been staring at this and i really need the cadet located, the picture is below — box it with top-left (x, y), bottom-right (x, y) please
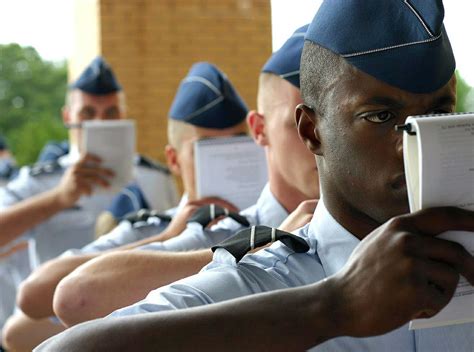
top-left (35, 1), bottom-right (474, 351)
top-left (2, 62), bottom-right (248, 351)
top-left (0, 57), bottom-right (128, 342)
top-left (37, 143), bottom-right (179, 236)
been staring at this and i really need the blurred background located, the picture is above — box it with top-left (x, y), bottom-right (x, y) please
top-left (0, 0), bottom-right (472, 167)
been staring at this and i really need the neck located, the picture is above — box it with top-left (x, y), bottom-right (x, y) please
top-left (268, 168), bottom-right (309, 214)
top-left (321, 189), bottom-right (381, 240)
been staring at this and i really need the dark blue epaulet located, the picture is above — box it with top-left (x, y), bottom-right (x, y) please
top-left (135, 155), bottom-right (171, 175)
top-left (124, 209), bottom-right (172, 225)
top-left (29, 160), bottom-right (62, 177)
top-left (37, 140), bottom-right (70, 163)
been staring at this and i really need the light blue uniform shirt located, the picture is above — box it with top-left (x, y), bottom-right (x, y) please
top-left (112, 200), bottom-right (473, 352)
top-left (137, 184), bottom-right (288, 252)
top-left (67, 196), bottom-right (187, 255)
top-left (0, 153), bottom-right (117, 266)
top-left (0, 244), bottom-right (31, 338)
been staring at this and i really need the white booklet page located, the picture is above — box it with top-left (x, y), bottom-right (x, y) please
top-left (403, 113), bottom-right (474, 329)
top-left (82, 120), bottom-right (135, 193)
top-left (194, 135), bottom-right (268, 210)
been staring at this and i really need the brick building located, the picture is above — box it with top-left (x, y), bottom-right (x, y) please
top-left (70, 0), bottom-right (272, 174)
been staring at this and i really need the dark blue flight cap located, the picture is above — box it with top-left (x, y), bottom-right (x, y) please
top-left (306, 0), bottom-right (455, 94)
top-left (69, 56), bottom-right (122, 95)
top-left (169, 62), bottom-right (248, 129)
top-left (262, 24), bottom-right (308, 89)
top-left (106, 183), bottom-right (150, 221)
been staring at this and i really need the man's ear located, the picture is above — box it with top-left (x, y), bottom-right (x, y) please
top-left (165, 145), bottom-right (181, 176)
top-left (295, 104), bottom-right (323, 156)
top-left (246, 110), bottom-right (268, 146)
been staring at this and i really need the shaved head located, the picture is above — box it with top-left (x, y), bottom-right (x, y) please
top-left (300, 41), bottom-right (354, 117)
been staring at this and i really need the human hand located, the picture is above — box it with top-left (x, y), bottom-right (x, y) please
top-left (279, 199), bottom-right (317, 232)
top-left (329, 207), bottom-right (474, 337)
top-left (54, 154), bottom-right (114, 208)
top-left (166, 197), bottom-right (239, 235)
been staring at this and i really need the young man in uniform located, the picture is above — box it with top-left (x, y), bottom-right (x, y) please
top-left (0, 57), bottom-right (128, 344)
top-left (36, 1), bottom-right (474, 351)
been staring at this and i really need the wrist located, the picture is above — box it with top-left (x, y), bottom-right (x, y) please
top-left (48, 187), bottom-right (74, 210)
top-left (307, 275), bottom-right (353, 340)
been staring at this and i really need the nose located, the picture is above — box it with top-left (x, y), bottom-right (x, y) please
top-left (394, 129), bottom-right (404, 160)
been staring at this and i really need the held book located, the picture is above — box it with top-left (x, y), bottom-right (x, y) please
top-left (194, 135), bottom-right (268, 210)
top-left (82, 120), bottom-right (135, 193)
top-left (402, 112), bottom-right (474, 330)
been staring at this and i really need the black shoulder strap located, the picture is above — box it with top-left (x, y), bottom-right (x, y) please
top-left (212, 225), bottom-right (309, 262)
top-left (124, 208), bottom-right (172, 225)
top-left (187, 204), bottom-right (250, 228)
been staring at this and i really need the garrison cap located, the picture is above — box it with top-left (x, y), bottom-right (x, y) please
top-left (305, 0), bottom-right (455, 93)
top-left (262, 24), bottom-right (308, 88)
top-left (106, 183), bottom-right (150, 221)
top-left (168, 62), bottom-right (248, 129)
top-left (69, 56), bottom-right (122, 95)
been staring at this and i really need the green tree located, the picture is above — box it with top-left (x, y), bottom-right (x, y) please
top-left (0, 43), bottom-right (68, 165)
top-left (455, 70), bottom-right (473, 112)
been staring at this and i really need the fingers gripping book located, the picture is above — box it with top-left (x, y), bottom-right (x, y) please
top-left (82, 120), bottom-right (135, 193)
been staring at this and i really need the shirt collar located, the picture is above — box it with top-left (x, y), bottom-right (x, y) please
top-left (254, 183), bottom-right (289, 227)
top-left (308, 199), bottom-right (360, 277)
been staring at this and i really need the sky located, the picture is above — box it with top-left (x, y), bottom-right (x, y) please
top-left (0, 0), bottom-right (473, 85)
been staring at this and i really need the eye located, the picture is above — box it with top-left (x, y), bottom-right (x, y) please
top-left (78, 107), bottom-right (96, 120)
top-left (363, 111), bottom-right (395, 124)
top-left (104, 107), bottom-right (121, 119)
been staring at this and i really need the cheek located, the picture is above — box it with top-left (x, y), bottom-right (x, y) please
top-left (181, 154), bottom-right (195, 184)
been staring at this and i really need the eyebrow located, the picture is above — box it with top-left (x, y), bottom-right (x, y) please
top-left (430, 95), bottom-right (456, 108)
top-left (361, 96), bottom-right (405, 109)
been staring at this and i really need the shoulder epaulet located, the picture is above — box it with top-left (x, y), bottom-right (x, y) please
top-left (124, 208), bottom-right (172, 225)
top-left (0, 160), bottom-right (18, 179)
top-left (212, 225), bottom-right (309, 263)
top-left (29, 160), bottom-right (62, 177)
top-left (135, 155), bottom-right (171, 175)
top-left (37, 141), bottom-right (69, 162)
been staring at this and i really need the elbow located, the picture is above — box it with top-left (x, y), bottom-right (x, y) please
top-left (53, 274), bottom-right (97, 327)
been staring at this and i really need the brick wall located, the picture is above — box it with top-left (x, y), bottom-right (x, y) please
top-left (72, 0), bottom-right (272, 165)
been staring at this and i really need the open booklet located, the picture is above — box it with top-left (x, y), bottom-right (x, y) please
top-left (402, 112), bottom-right (474, 330)
top-left (194, 135), bottom-right (268, 210)
top-left (82, 120), bottom-right (135, 193)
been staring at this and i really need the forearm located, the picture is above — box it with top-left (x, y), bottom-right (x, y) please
top-left (38, 278), bottom-right (343, 352)
top-left (17, 254), bottom-right (99, 319)
top-left (120, 227), bottom-right (180, 250)
top-left (53, 249), bottom-right (213, 326)
top-left (0, 188), bottom-right (66, 247)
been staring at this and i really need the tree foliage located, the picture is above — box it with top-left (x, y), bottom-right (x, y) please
top-left (0, 43), bottom-right (68, 165)
top-left (455, 70), bottom-right (473, 112)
